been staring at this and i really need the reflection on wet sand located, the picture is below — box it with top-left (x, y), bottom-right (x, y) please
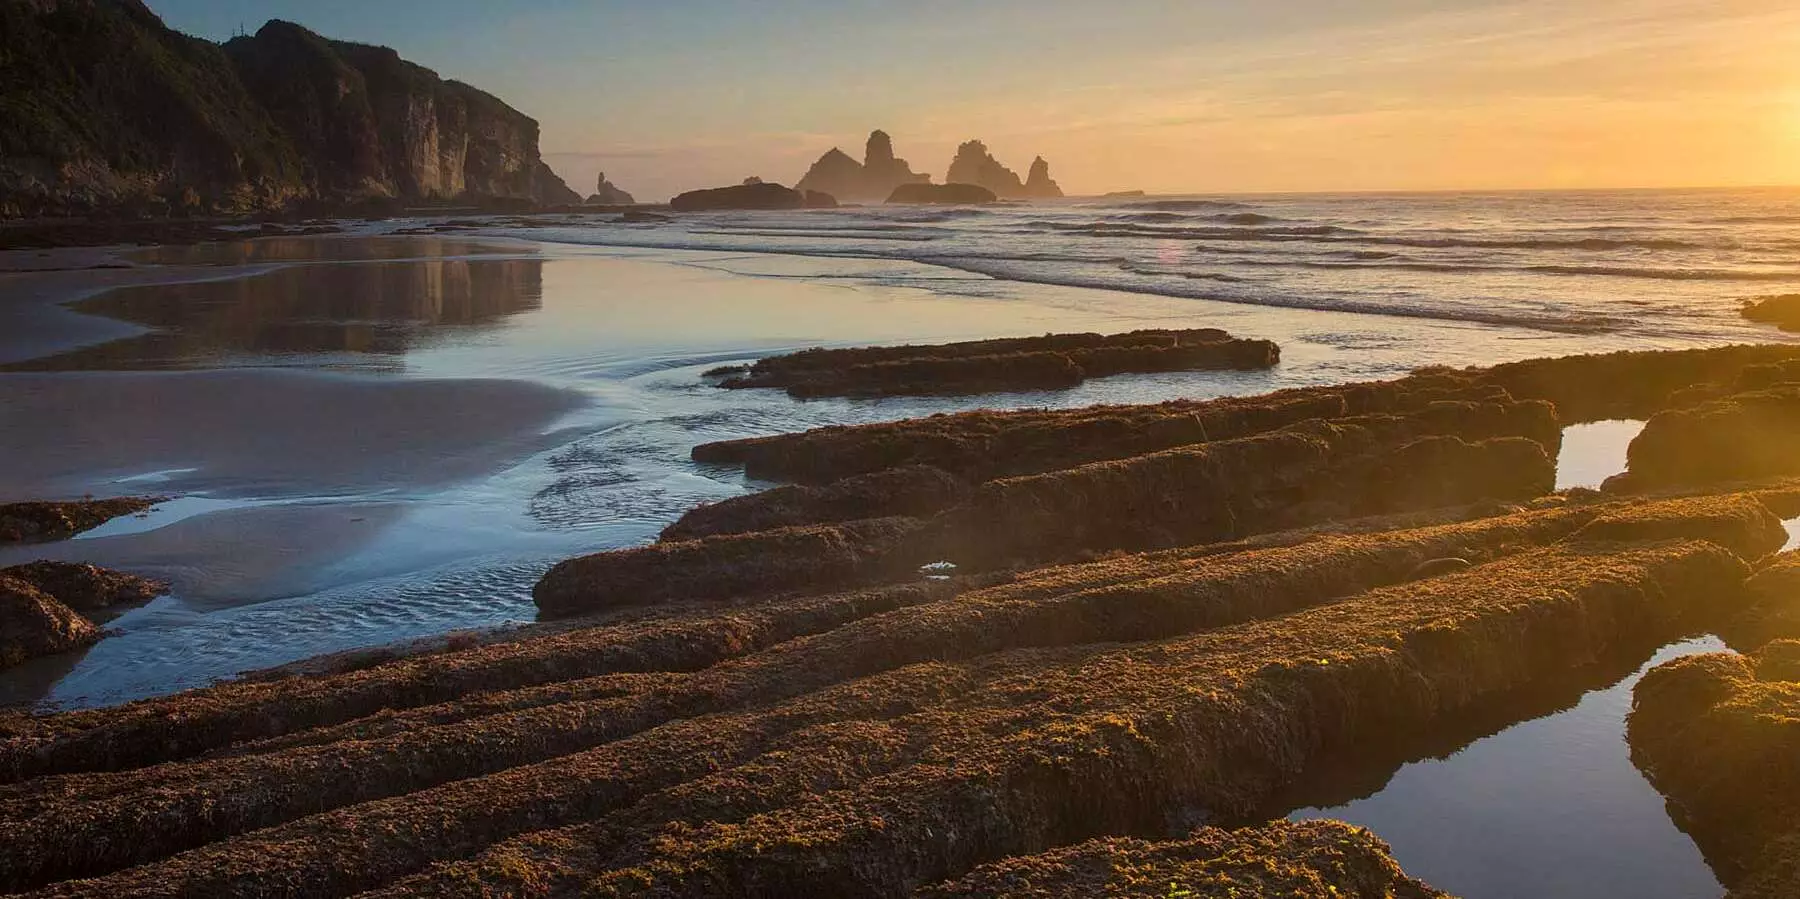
top-left (5, 255), bottom-right (545, 371)
top-left (127, 236), bottom-right (522, 266)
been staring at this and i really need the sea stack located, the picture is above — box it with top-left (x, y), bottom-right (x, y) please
top-left (860, 130), bottom-right (929, 197)
top-left (1024, 156), bottom-right (1063, 198)
top-left (945, 140), bottom-right (1025, 198)
top-left (587, 172), bottom-right (635, 205)
top-left (795, 130), bottom-right (929, 203)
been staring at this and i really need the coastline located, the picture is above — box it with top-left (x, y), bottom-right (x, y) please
top-left (2, 228), bottom-right (1798, 897)
top-left (0, 228), bottom-right (1784, 708)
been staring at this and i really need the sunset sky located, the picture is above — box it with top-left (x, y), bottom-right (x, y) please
top-left (155, 0), bottom-right (1800, 200)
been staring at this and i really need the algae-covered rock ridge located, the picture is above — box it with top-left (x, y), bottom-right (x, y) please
top-left (0, 0), bottom-right (579, 216)
top-left (14, 346), bottom-right (1800, 895)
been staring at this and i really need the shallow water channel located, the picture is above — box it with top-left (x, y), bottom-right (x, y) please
top-left (1270, 421), bottom-right (1736, 897)
top-left (1285, 637), bottom-right (1725, 899)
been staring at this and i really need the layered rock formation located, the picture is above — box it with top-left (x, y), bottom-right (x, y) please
top-left (1024, 155), bottom-right (1063, 198)
top-left (0, 576), bottom-right (99, 669)
top-left (0, 1), bottom-right (577, 215)
top-left (795, 130), bottom-right (929, 203)
top-left (1632, 640), bottom-right (1800, 898)
top-left (0, 490), bottom-right (1773, 895)
top-left (0, 497), bottom-right (162, 544)
top-left (586, 172), bottom-right (634, 205)
top-left (710, 328), bottom-right (1281, 398)
top-left (0, 561), bottom-right (166, 670)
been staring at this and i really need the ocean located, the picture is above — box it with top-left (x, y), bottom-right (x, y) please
top-left (493, 186), bottom-right (1800, 342)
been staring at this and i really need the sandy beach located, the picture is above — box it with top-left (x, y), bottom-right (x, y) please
top-left (0, 231), bottom-right (1739, 708)
top-left (3, 228), bottom-right (1797, 899)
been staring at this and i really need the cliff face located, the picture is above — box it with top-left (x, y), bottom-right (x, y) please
top-left (0, 1), bottom-right (577, 216)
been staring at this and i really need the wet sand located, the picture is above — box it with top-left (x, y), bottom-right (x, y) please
top-left (0, 233), bottom-right (1738, 708)
top-left (0, 370), bottom-right (585, 499)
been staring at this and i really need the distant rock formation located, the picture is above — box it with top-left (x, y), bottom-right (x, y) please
top-left (796, 130), bottom-right (929, 203)
top-left (1024, 156), bottom-right (1063, 199)
top-left (887, 183), bottom-right (996, 205)
top-left (587, 172), bottom-right (635, 206)
top-left (794, 148), bottom-right (863, 203)
top-left (945, 140), bottom-right (1025, 199)
top-left (0, 2), bottom-right (579, 216)
top-left (671, 181), bottom-right (814, 212)
top-left (860, 130), bottom-right (929, 198)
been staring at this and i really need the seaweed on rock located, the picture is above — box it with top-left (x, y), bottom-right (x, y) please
top-left (660, 465), bottom-right (969, 542)
top-left (715, 329), bottom-right (1279, 398)
top-left (1613, 386), bottom-right (1800, 490)
top-left (0, 496), bottom-right (1766, 896)
top-left (1630, 641), bottom-right (1800, 898)
top-left (0, 577), bottom-right (100, 670)
top-left (0, 497), bottom-right (161, 544)
top-left (694, 345), bottom-right (1800, 486)
top-left (918, 820), bottom-right (1448, 898)
top-left (534, 517), bottom-right (931, 617)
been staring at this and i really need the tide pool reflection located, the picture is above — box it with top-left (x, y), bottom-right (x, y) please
top-left (7, 254), bottom-right (544, 372)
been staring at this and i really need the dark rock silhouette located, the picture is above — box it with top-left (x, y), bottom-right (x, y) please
top-left (796, 130), bottom-right (930, 203)
top-left (794, 148), bottom-right (864, 203)
top-left (586, 172), bottom-right (635, 205)
top-left (0, 2), bottom-right (578, 215)
top-left (860, 129), bottom-right (929, 198)
top-left (945, 140), bottom-right (1025, 199)
top-left (1742, 294), bottom-right (1800, 332)
top-left (1024, 156), bottom-right (1063, 198)
top-left (670, 181), bottom-right (810, 212)
top-left (887, 183), bottom-right (996, 205)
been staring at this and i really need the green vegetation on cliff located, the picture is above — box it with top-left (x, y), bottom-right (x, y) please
top-left (0, 0), bottom-right (577, 215)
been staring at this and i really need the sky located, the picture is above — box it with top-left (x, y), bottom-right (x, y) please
top-left (154, 0), bottom-right (1800, 201)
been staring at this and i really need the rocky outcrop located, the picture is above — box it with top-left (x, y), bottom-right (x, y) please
top-left (0, 2), bottom-right (577, 215)
top-left (860, 129), bottom-right (928, 197)
top-left (586, 172), bottom-right (634, 205)
top-left (1631, 642), bottom-right (1800, 898)
top-left (0, 561), bottom-right (167, 617)
top-left (661, 465), bottom-right (970, 542)
top-left (1742, 295), bottom-right (1800, 332)
top-left (1023, 155), bottom-right (1063, 198)
top-left (0, 576), bottom-right (100, 669)
top-left (0, 561), bottom-right (166, 670)
top-left (711, 328), bottom-right (1280, 398)
top-left (1610, 386), bottom-right (1800, 491)
top-left (669, 181), bottom-right (811, 212)
top-left (945, 139), bottom-right (1025, 198)
top-left (886, 182), bottom-right (996, 205)
top-left (793, 148), bottom-right (864, 203)
top-left (696, 344), bottom-right (1800, 485)
top-left (922, 820), bottom-right (1449, 898)
top-left (0, 497), bottom-right (162, 544)
top-left (533, 517), bottom-right (929, 616)
top-left (795, 130), bottom-right (929, 203)
top-left (0, 496), bottom-right (1760, 896)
